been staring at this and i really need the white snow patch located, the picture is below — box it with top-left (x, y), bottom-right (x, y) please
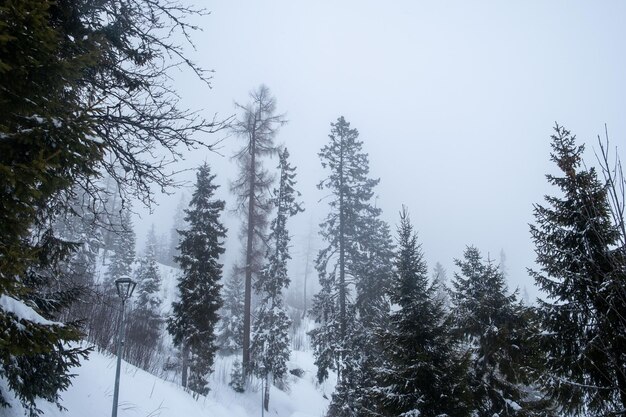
top-left (1, 347), bottom-right (330, 417)
top-left (0, 295), bottom-right (58, 326)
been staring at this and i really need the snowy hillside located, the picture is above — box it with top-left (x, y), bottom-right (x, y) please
top-left (2, 347), bottom-right (330, 417)
top-left (0, 254), bottom-right (332, 417)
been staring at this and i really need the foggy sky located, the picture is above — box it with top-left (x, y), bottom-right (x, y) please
top-left (134, 0), bottom-right (626, 301)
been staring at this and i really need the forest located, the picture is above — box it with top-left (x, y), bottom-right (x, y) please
top-left (1, 1), bottom-right (626, 417)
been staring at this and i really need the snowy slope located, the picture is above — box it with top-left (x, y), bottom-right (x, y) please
top-left (2, 347), bottom-right (330, 417)
top-left (2, 256), bottom-right (332, 417)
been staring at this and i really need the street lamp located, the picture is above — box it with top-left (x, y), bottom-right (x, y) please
top-left (111, 276), bottom-right (136, 417)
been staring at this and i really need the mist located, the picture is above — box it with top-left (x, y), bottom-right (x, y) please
top-left (133, 0), bottom-right (626, 302)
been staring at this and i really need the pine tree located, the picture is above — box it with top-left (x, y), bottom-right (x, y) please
top-left (135, 240), bottom-right (162, 314)
top-left (251, 149), bottom-right (303, 409)
top-left (125, 237), bottom-right (163, 370)
top-left (530, 124), bottom-right (626, 415)
top-left (346, 214), bottom-right (395, 417)
top-left (167, 163), bottom-right (225, 396)
top-left (230, 85), bottom-right (285, 374)
top-left (229, 359), bottom-right (245, 393)
top-left (0, 2), bottom-right (96, 412)
top-left (310, 116), bottom-right (382, 384)
top-left (432, 261), bottom-right (450, 309)
top-left (0, 0), bottom-right (223, 413)
top-left (325, 312), bottom-right (367, 417)
top-left (104, 209), bottom-right (136, 288)
top-left (166, 194), bottom-right (188, 266)
top-left (88, 207), bottom-right (136, 353)
top-left (217, 266), bottom-right (245, 354)
top-left (354, 215), bottom-right (395, 327)
top-left (373, 208), bottom-right (470, 417)
top-left (310, 117), bottom-right (395, 417)
top-left (451, 246), bottom-right (550, 416)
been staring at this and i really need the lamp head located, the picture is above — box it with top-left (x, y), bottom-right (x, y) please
top-left (115, 276), bottom-right (136, 301)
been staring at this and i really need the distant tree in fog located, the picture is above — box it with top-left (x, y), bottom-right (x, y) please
top-left (230, 85), bottom-right (285, 375)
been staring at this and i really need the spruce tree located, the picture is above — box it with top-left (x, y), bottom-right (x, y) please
top-left (310, 117), bottom-right (394, 417)
top-left (135, 238), bottom-right (162, 313)
top-left (432, 261), bottom-right (450, 309)
top-left (373, 208), bottom-right (470, 417)
top-left (217, 267), bottom-right (245, 354)
top-left (310, 116), bottom-right (382, 383)
top-left (125, 238), bottom-right (163, 370)
top-left (230, 85), bottom-right (285, 374)
top-left (530, 125), bottom-right (626, 415)
top-left (0, 0), bottom-right (223, 412)
top-left (451, 246), bottom-right (550, 416)
top-left (166, 195), bottom-right (188, 266)
top-left (104, 209), bottom-right (136, 288)
top-left (0, 2), bottom-right (96, 413)
top-left (167, 163), bottom-right (225, 397)
top-left (251, 149), bottom-right (303, 409)
top-left (346, 215), bottom-right (395, 417)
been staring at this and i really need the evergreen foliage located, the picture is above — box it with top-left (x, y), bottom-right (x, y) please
top-left (125, 239), bottom-right (163, 371)
top-left (0, 0), bottom-right (222, 412)
top-left (105, 209), bottom-right (136, 288)
top-left (134, 242), bottom-right (162, 313)
top-left (325, 314), bottom-right (367, 417)
top-left (251, 149), bottom-right (303, 409)
top-left (53, 188), bottom-right (103, 323)
top-left (217, 267), bottom-right (245, 354)
top-left (310, 117), bottom-right (395, 417)
top-left (167, 164), bottom-right (225, 397)
top-left (310, 116), bottom-right (384, 383)
top-left (530, 125), bottom-right (626, 415)
top-left (354, 215), bottom-right (395, 327)
top-left (432, 261), bottom-right (451, 309)
top-left (451, 246), bottom-right (551, 416)
top-left (229, 359), bottom-right (245, 393)
top-left (0, 1), bottom-right (95, 413)
top-left (166, 195), bottom-right (189, 266)
top-left (373, 208), bottom-right (470, 417)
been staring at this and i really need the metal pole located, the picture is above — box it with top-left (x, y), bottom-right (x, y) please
top-left (111, 298), bottom-right (126, 417)
top-left (261, 374), bottom-right (264, 417)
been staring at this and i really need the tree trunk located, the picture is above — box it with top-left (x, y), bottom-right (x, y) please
top-left (243, 129), bottom-right (257, 377)
top-left (614, 340), bottom-right (626, 411)
top-left (263, 372), bottom-right (271, 411)
top-left (302, 219), bottom-right (314, 319)
top-left (181, 342), bottom-right (189, 388)
top-left (338, 135), bottom-right (346, 381)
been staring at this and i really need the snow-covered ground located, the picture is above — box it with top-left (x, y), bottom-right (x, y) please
top-left (2, 256), bottom-right (332, 417)
top-left (2, 347), bottom-right (330, 417)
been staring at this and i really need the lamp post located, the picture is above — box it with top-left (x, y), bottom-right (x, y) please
top-left (111, 276), bottom-right (136, 417)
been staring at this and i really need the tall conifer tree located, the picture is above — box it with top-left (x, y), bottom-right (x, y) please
top-left (251, 148), bottom-right (303, 409)
top-left (230, 85), bottom-right (285, 374)
top-left (167, 163), bottom-right (225, 397)
top-left (0, 1), bottom-right (223, 412)
top-left (451, 246), bottom-right (550, 416)
top-left (104, 209), bottom-right (136, 288)
top-left (217, 267), bottom-right (245, 354)
top-left (530, 125), bottom-right (626, 414)
top-left (373, 208), bottom-right (469, 417)
top-left (0, 2), bottom-right (96, 412)
top-left (311, 117), bottom-right (394, 417)
top-left (126, 240), bottom-right (163, 370)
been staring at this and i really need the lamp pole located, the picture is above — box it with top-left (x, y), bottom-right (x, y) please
top-left (111, 276), bottom-right (136, 417)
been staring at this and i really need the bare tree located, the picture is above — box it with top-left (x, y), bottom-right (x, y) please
top-left (595, 126), bottom-right (626, 248)
top-left (230, 85), bottom-right (286, 374)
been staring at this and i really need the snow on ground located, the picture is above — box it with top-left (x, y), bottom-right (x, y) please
top-left (2, 347), bottom-right (330, 417)
top-left (2, 255), bottom-right (332, 417)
